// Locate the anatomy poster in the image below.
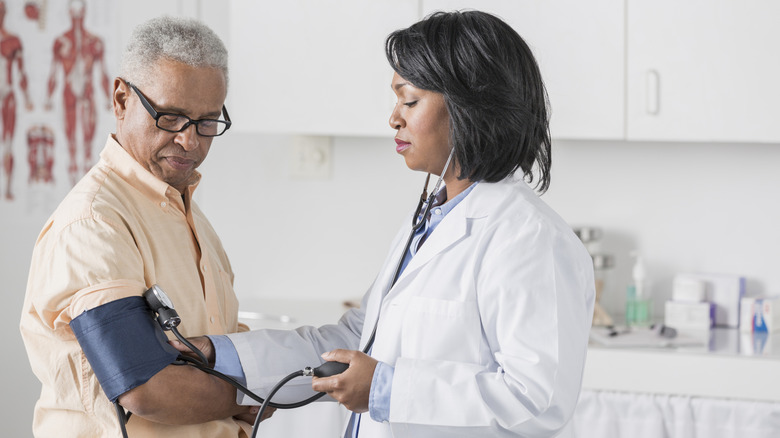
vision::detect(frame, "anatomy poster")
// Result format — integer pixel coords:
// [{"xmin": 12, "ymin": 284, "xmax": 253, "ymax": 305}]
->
[{"xmin": 0, "ymin": 0, "xmax": 117, "ymax": 214}]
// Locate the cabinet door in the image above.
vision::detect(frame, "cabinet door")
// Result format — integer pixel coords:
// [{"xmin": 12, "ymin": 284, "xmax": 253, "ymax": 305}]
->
[
  {"xmin": 627, "ymin": 0, "xmax": 780, "ymax": 143},
  {"xmin": 423, "ymin": 0, "xmax": 625, "ymax": 140},
  {"xmin": 228, "ymin": 0, "xmax": 419, "ymax": 136}
]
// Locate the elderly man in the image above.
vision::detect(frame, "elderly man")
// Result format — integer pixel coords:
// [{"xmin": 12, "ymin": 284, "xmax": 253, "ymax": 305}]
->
[{"xmin": 21, "ymin": 16, "xmax": 266, "ymax": 437}]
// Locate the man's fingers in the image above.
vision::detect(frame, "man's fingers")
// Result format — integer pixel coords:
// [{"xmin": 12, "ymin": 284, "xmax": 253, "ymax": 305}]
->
[{"xmin": 169, "ymin": 340, "xmax": 191, "ymax": 352}]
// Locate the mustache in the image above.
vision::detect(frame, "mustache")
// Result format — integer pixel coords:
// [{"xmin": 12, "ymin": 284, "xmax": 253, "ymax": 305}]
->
[{"xmin": 159, "ymin": 147, "xmax": 199, "ymax": 160}]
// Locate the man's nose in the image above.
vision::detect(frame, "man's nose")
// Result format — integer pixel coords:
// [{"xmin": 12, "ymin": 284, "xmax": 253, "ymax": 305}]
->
[{"xmin": 175, "ymin": 124, "xmax": 200, "ymax": 151}]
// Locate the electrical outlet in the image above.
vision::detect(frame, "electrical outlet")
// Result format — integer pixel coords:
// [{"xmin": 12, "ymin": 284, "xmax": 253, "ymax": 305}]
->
[{"xmin": 290, "ymin": 136, "xmax": 332, "ymax": 179}]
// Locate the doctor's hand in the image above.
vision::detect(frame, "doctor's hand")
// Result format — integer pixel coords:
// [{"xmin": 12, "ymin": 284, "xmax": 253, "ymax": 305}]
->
[
  {"xmin": 170, "ymin": 336, "xmax": 215, "ymax": 367},
  {"xmin": 311, "ymin": 350, "xmax": 378, "ymax": 413}
]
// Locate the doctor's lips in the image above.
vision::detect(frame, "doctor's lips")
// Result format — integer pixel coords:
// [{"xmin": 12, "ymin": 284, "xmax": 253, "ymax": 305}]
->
[{"xmin": 395, "ymin": 138, "xmax": 411, "ymax": 153}]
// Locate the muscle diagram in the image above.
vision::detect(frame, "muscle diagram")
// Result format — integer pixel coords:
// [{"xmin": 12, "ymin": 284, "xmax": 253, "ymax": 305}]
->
[
  {"xmin": 45, "ymin": 0, "xmax": 110, "ymax": 186},
  {"xmin": 27, "ymin": 124, "xmax": 54, "ymax": 184},
  {"xmin": 0, "ymin": 0, "xmax": 34, "ymax": 200}
]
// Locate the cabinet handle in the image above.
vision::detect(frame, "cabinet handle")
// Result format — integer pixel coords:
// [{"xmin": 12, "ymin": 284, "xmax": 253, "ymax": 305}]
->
[{"xmin": 645, "ymin": 69, "xmax": 660, "ymax": 115}]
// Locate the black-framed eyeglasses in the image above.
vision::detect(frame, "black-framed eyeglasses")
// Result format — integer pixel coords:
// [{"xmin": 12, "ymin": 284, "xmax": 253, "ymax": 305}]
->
[{"xmin": 126, "ymin": 81, "xmax": 232, "ymax": 137}]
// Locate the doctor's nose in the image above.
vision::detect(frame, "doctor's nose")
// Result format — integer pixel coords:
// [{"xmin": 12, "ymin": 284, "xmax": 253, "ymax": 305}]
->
[{"xmin": 389, "ymin": 105, "xmax": 405, "ymax": 130}]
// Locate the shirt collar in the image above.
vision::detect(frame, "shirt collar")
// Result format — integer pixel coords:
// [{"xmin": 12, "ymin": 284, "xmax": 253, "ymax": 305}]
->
[
  {"xmin": 432, "ymin": 181, "xmax": 478, "ymax": 217},
  {"xmin": 99, "ymin": 135, "xmax": 202, "ymax": 207}
]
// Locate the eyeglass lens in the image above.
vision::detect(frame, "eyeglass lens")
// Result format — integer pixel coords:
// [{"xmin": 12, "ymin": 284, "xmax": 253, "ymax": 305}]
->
[{"xmin": 156, "ymin": 115, "xmax": 228, "ymax": 137}]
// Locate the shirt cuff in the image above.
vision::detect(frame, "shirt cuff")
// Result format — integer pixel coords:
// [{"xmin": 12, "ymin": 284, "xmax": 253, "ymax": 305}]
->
[
  {"xmin": 207, "ymin": 334, "xmax": 247, "ymax": 387},
  {"xmin": 369, "ymin": 361, "xmax": 394, "ymax": 423}
]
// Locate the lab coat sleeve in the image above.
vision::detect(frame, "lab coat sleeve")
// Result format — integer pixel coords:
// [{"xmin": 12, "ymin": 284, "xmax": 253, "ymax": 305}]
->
[
  {"xmin": 388, "ymin": 219, "xmax": 595, "ymax": 437},
  {"xmin": 226, "ymin": 303, "xmax": 366, "ymax": 405}
]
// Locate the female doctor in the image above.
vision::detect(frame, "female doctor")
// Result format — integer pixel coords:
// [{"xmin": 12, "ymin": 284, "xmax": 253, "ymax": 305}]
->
[{"xmin": 183, "ymin": 10, "xmax": 595, "ymax": 438}]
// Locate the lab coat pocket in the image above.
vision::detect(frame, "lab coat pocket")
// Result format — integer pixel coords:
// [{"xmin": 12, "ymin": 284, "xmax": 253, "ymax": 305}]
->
[{"xmin": 401, "ymin": 296, "xmax": 481, "ymax": 363}]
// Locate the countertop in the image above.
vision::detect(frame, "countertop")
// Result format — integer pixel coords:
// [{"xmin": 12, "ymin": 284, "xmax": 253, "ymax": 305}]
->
[{"xmin": 584, "ymin": 327, "xmax": 780, "ymax": 402}]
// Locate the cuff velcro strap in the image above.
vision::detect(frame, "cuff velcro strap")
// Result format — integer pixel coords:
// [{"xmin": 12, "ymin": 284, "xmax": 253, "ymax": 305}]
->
[{"xmin": 70, "ymin": 296, "xmax": 180, "ymax": 402}]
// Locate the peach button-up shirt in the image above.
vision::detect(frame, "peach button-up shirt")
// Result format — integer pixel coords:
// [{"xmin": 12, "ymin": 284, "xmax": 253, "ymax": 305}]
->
[{"xmin": 21, "ymin": 135, "xmax": 250, "ymax": 437}]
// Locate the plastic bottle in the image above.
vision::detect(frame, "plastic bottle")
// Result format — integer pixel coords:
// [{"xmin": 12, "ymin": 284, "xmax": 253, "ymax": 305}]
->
[{"xmin": 626, "ymin": 252, "xmax": 652, "ymax": 326}]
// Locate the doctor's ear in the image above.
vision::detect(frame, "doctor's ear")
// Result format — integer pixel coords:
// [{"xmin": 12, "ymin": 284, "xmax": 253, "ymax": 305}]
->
[{"xmin": 113, "ymin": 78, "xmax": 130, "ymax": 119}]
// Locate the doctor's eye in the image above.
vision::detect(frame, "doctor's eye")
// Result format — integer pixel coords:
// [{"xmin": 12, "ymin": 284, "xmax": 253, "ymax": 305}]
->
[{"xmin": 404, "ymin": 100, "xmax": 418, "ymax": 107}]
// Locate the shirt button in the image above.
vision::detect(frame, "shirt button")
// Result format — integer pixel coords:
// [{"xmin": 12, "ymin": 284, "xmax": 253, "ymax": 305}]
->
[
  {"xmin": 160, "ymin": 201, "xmax": 167, "ymax": 208},
  {"xmin": 433, "ymin": 208, "xmax": 442, "ymax": 215},
  {"xmin": 210, "ymin": 316, "xmax": 215, "ymax": 323},
  {"xmin": 202, "ymin": 265, "xmax": 207, "ymax": 272}
]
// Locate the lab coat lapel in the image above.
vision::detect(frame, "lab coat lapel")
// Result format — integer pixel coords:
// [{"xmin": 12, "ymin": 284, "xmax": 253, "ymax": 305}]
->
[
  {"xmin": 359, "ymin": 224, "xmax": 410, "ymax": 350},
  {"xmin": 388, "ymin": 183, "xmax": 494, "ymax": 296},
  {"xmin": 400, "ymin": 208, "xmax": 468, "ymax": 279},
  {"xmin": 396, "ymin": 181, "xmax": 507, "ymax": 282},
  {"xmin": 360, "ymin": 182, "xmax": 499, "ymax": 348}
]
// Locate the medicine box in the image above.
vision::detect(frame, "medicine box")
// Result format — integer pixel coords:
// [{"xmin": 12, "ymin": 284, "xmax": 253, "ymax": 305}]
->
[
  {"xmin": 740, "ymin": 296, "xmax": 780, "ymax": 333},
  {"xmin": 675, "ymin": 273, "xmax": 744, "ymax": 328},
  {"xmin": 672, "ymin": 276, "xmax": 707, "ymax": 302},
  {"xmin": 665, "ymin": 301, "xmax": 714, "ymax": 331}
]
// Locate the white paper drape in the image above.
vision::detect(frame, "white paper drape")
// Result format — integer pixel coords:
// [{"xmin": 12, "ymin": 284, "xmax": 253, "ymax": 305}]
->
[{"xmin": 558, "ymin": 389, "xmax": 780, "ymax": 438}]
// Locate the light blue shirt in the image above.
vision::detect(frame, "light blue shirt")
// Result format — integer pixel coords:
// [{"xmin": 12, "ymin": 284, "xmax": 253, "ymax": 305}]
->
[
  {"xmin": 206, "ymin": 334, "xmax": 246, "ymax": 386},
  {"xmin": 210, "ymin": 182, "xmax": 477, "ymax": 432}
]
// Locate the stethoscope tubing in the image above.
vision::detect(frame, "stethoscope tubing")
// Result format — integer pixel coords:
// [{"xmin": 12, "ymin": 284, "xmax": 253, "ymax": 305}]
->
[{"xmin": 362, "ymin": 148, "xmax": 454, "ymax": 353}]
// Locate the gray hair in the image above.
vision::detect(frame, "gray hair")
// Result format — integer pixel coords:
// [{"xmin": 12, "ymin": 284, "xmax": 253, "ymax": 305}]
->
[{"xmin": 120, "ymin": 16, "xmax": 228, "ymax": 88}]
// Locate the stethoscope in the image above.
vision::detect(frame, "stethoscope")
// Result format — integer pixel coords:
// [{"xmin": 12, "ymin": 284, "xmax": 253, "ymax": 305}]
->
[{"xmin": 361, "ymin": 147, "xmax": 455, "ymax": 352}]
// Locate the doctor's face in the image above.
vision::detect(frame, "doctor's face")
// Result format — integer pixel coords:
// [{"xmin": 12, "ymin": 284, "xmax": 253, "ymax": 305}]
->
[{"xmin": 389, "ymin": 73, "xmax": 452, "ymax": 177}]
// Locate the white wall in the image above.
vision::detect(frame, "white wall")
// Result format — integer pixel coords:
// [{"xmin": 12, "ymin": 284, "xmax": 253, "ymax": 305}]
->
[
  {"xmin": 543, "ymin": 140, "xmax": 780, "ymax": 318},
  {"xmin": 197, "ymin": 135, "xmax": 780, "ymax": 319}
]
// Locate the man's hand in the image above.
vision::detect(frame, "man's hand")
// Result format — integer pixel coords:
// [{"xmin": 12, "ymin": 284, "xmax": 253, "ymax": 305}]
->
[
  {"xmin": 310, "ymin": 350, "xmax": 378, "ymax": 413},
  {"xmin": 233, "ymin": 405, "xmax": 276, "ymax": 425},
  {"xmin": 170, "ymin": 336, "xmax": 215, "ymax": 366}
]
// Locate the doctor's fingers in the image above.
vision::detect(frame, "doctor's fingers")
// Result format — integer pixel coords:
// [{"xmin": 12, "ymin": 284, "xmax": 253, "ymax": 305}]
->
[
  {"xmin": 312, "ymin": 374, "xmax": 370, "ymax": 413},
  {"xmin": 312, "ymin": 355, "xmax": 377, "ymax": 412},
  {"xmin": 321, "ymin": 348, "xmax": 360, "ymax": 363}
]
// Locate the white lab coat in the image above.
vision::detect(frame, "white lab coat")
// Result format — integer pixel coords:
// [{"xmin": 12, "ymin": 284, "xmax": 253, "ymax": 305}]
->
[{"xmin": 228, "ymin": 177, "xmax": 595, "ymax": 437}]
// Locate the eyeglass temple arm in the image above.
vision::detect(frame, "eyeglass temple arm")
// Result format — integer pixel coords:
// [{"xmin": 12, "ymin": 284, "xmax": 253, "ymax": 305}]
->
[{"xmin": 222, "ymin": 105, "xmax": 231, "ymax": 123}]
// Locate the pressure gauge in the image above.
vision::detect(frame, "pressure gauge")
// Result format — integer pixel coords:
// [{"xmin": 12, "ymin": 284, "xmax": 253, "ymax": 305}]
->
[
  {"xmin": 144, "ymin": 284, "xmax": 175, "ymax": 310},
  {"xmin": 143, "ymin": 284, "xmax": 181, "ymax": 330}
]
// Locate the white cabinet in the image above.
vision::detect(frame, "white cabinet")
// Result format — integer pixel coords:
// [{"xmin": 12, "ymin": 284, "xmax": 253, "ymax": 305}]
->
[
  {"xmin": 417, "ymin": 0, "xmax": 627, "ymax": 140},
  {"xmin": 627, "ymin": 0, "xmax": 780, "ymax": 143},
  {"xmin": 227, "ymin": 0, "xmax": 419, "ymax": 137},
  {"xmin": 224, "ymin": 1, "xmax": 780, "ymax": 143},
  {"xmin": 226, "ymin": 0, "xmax": 624, "ymax": 140}
]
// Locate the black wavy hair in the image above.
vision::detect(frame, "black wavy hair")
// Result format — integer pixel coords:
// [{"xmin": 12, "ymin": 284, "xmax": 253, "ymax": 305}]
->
[{"xmin": 385, "ymin": 10, "xmax": 552, "ymax": 192}]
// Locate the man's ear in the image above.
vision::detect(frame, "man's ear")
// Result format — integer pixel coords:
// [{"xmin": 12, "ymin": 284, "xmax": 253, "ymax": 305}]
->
[{"xmin": 113, "ymin": 78, "xmax": 129, "ymax": 120}]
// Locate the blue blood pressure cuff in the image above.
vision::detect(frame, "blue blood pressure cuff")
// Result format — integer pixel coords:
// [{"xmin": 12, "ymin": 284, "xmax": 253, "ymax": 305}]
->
[{"xmin": 70, "ymin": 296, "xmax": 180, "ymax": 402}]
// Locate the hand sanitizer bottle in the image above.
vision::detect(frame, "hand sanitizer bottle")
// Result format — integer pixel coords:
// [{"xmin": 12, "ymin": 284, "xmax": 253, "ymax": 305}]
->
[{"xmin": 626, "ymin": 252, "xmax": 652, "ymax": 326}]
